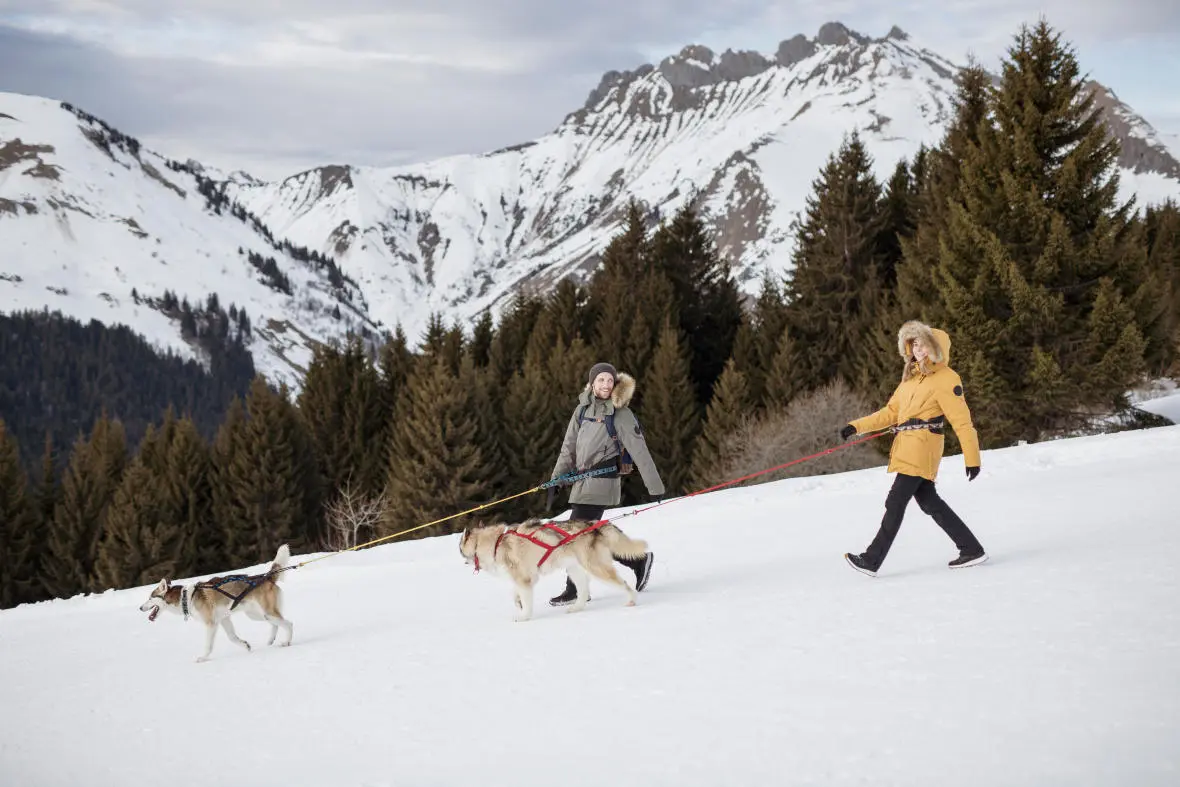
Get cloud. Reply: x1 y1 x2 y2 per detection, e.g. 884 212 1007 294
1 1 1177 178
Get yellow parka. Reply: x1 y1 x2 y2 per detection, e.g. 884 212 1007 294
851 321 981 481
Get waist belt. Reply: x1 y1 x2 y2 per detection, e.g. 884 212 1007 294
895 416 946 435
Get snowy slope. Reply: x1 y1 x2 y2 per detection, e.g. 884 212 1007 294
0 95 379 388
2 425 1178 787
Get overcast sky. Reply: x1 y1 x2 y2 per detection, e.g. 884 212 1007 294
2 1 1177 179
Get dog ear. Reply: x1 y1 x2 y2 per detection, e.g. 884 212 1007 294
156 578 169 594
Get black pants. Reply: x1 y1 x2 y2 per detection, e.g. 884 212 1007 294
863 474 983 568
555 505 646 596
570 504 606 522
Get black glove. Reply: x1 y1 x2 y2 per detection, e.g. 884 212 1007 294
966 466 980 482
839 424 856 441
546 486 557 511
650 494 664 504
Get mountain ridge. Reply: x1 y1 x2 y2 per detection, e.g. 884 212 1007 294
3 22 1179 388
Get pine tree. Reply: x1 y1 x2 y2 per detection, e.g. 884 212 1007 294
763 326 802 409
501 348 573 518
300 338 386 502
418 312 449 360
217 379 319 563
876 158 920 288
647 203 744 404
782 131 888 394
165 416 216 575
728 317 760 405
487 290 544 384
93 459 187 590
24 434 59 604
1144 201 1180 374
590 201 649 364
690 358 751 490
210 396 248 568
640 322 702 497
896 63 993 323
385 357 497 539
42 416 128 599
378 326 415 415
932 21 1159 443
530 278 593 353
440 322 466 373
462 352 509 508
138 409 177 474
744 273 790 408
0 420 35 609
470 311 495 367
622 266 678 386
341 340 388 500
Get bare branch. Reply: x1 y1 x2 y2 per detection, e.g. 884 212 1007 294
325 480 390 551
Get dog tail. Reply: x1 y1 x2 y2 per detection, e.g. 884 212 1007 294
599 524 648 560
269 543 292 581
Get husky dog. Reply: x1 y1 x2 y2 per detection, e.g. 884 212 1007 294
459 519 647 621
139 544 295 662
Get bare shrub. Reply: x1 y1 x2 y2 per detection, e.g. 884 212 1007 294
713 379 887 487
325 481 390 551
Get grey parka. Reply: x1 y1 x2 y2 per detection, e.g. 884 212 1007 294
550 372 665 506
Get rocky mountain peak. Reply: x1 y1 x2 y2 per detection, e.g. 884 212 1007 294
580 22 903 113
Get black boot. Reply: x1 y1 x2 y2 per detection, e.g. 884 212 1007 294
549 577 582 607
616 553 654 591
844 552 879 577
948 550 988 569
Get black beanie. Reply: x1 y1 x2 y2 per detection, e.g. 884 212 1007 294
588 362 618 384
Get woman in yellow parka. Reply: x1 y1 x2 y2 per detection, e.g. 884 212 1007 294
841 320 987 576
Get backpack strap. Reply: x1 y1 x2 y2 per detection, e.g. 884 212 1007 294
577 405 634 475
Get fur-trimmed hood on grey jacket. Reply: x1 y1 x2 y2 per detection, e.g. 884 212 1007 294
551 372 665 507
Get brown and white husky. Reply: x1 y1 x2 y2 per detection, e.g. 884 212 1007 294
459 519 647 621
139 544 294 662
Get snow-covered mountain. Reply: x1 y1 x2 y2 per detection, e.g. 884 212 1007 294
0 97 380 388
4 22 1180 386
3 423 1178 786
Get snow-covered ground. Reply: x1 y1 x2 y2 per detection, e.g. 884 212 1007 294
2 425 1179 786
1133 378 1180 423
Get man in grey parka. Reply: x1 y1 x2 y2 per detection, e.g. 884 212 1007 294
548 362 665 606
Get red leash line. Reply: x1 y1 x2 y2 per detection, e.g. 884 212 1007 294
608 429 892 524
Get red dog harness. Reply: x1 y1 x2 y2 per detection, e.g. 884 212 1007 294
474 520 611 572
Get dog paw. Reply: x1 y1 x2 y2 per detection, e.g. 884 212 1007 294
195 655 210 663
625 600 637 607
244 642 252 652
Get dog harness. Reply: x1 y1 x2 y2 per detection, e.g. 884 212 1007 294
186 572 271 613
473 520 612 572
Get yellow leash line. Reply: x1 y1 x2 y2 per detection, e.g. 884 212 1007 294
286 427 900 572
292 484 545 568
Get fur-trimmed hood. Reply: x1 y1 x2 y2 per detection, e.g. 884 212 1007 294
579 371 636 410
898 320 951 381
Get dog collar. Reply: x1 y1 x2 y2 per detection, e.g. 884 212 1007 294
181 586 191 621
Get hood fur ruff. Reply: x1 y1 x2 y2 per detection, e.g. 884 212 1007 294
583 371 636 409
898 320 951 381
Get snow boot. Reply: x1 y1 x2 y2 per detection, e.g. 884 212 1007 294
549 577 584 607
844 552 879 577
949 551 988 569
